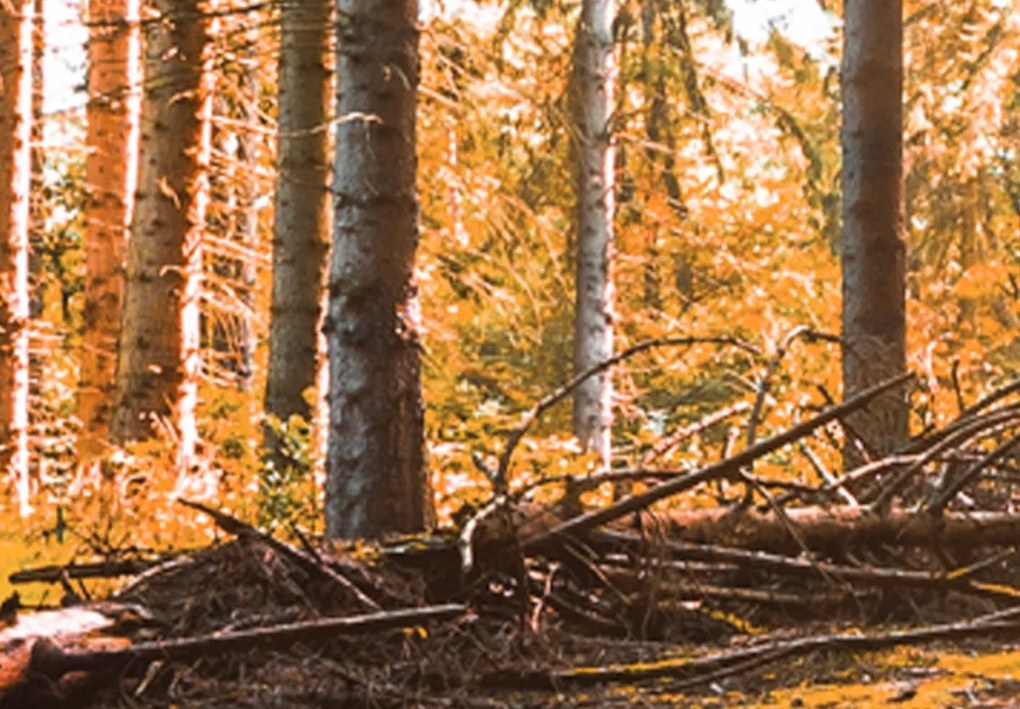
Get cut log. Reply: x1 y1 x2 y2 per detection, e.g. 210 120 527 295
0 605 136 707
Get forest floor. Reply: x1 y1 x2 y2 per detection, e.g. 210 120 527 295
6 529 1020 708
9 375 1020 706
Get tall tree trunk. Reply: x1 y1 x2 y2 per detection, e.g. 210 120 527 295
263 0 330 471
27 0 43 490
326 0 430 538
840 0 908 468
111 0 211 471
572 0 616 470
27 0 43 322
79 0 141 460
0 0 34 515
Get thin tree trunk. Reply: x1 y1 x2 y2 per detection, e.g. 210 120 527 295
572 0 616 470
840 0 908 468
28 0 43 323
326 0 431 538
264 0 331 471
79 0 141 460
111 0 211 471
0 0 34 515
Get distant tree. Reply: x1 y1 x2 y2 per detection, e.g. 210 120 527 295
204 12 262 392
79 0 140 459
840 0 908 467
263 0 331 473
27 0 43 321
111 0 211 469
571 0 616 471
326 0 431 538
0 0 34 515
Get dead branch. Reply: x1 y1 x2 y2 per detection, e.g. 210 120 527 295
8 558 171 584
870 407 1020 509
520 372 914 551
28 604 467 681
624 506 1020 556
495 336 757 491
593 529 1020 601
745 325 812 448
924 435 1020 514
640 401 751 467
481 605 1020 691
797 440 859 507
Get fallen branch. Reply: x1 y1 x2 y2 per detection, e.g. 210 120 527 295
626 506 1020 556
8 558 171 585
481 605 1020 690
520 372 914 550
28 604 467 681
594 529 1020 601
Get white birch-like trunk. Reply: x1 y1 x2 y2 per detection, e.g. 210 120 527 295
572 0 616 470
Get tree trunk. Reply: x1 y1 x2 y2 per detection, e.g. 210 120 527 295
572 0 616 470
27 0 43 324
840 0 907 468
263 0 331 470
79 0 141 460
111 0 211 470
0 0 34 516
326 0 431 538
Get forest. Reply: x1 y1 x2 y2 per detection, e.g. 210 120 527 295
1 0 1019 705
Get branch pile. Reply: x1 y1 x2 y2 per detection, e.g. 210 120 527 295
7 373 1020 706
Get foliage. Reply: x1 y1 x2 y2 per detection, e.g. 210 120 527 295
4 0 1019 541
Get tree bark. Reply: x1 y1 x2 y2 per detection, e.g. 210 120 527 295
264 0 331 470
605 507 1020 557
111 0 211 470
572 0 616 470
79 0 141 460
0 0 34 516
326 0 431 538
840 0 908 468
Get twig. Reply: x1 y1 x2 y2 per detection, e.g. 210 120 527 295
817 385 877 464
960 377 1020 419
745 326 810 448
495 336 756 491
640 401 750 467
924 435 1020 514
797 440 859 507
950 358 966 415
869 409 1020 511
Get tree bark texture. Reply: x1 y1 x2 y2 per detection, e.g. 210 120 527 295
264 0 331 469
326 0 431 538
111 0 211 469
79 0 140 459
572 0 616 469
0 0 34 515
840 0 907 467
